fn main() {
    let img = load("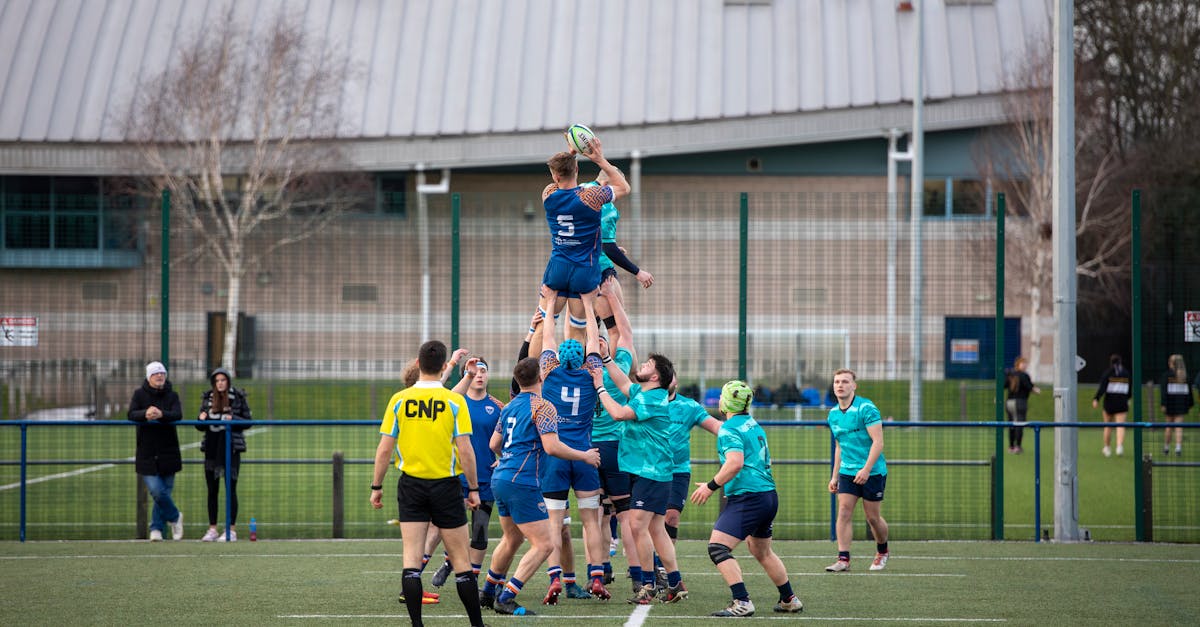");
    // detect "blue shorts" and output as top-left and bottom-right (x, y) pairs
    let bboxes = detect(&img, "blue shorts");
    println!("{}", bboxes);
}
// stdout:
(837, 473), (887, 502)
(713, 490), (778, 540)
(667, 472), (690, 513)
(493, 478), (549, 524)
(540, 455), (601, 494)
(459, 479), (495, 503)
(629, 474), (671, 515)
(597, 440), (631, 498)
(543, 258), (601, 295)
(600, 267), (618, 284)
